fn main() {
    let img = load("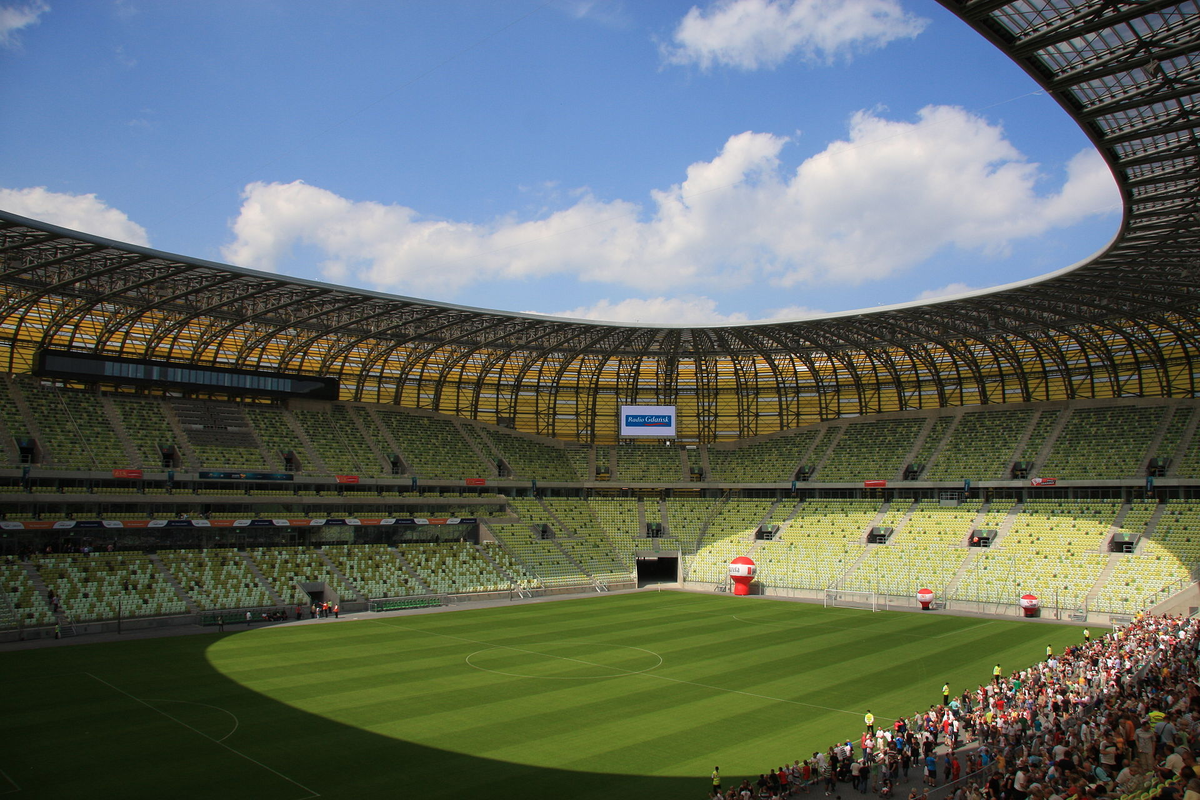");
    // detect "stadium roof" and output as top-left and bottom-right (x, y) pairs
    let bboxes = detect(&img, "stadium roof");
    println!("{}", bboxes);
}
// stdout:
(2, 0), (1200, 443)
